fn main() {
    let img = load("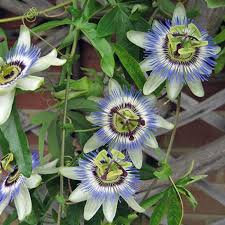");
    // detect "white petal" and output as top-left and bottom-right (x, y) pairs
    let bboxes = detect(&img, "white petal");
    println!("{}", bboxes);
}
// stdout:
(155, 115), (174, 130)
(124, 197), (145, 213)
(0, 88), (15, 125)
(103, 195), (119, 223)
(140, 58), (152, 72)
(69, 185), (89, 203)
(128, 149), (143, 169)
(166, 80), (183, 100)
(172, 2), (187, 25)
(16, 76), (44, 91)
(14, 185), (32, 221)
(59, 167), (79, 180)
(145, 133), (158, 148)
(17, 25), (31, 48)
(126, 30), (146, 48)
(25, 174), (42, 189)
(0, 195), (10, 215)
(108, 78), (123, 95)
(143, 73), (166, 95)
(84, 198), (104, 221)
(185, 79), (204, 97)
(83, 133), (107, 153)
(29, 49), (66, 74)
(35, 159), (59, 174)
